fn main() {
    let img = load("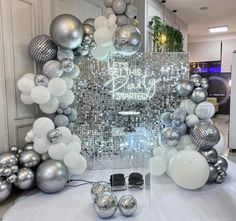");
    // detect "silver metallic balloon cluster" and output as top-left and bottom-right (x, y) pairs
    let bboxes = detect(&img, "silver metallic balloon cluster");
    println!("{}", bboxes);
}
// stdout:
(91, 182), (137, 218)
(73, 53), (189, 169)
